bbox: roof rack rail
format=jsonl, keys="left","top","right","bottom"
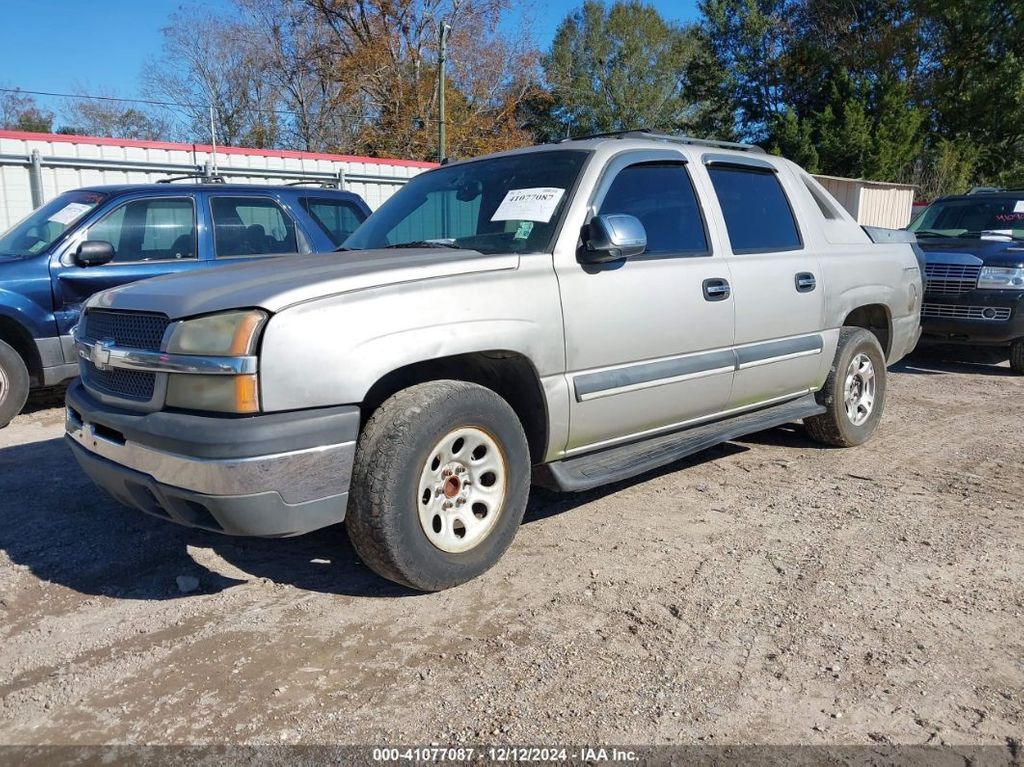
{"left": 559, "top": 130, "right": 766, "bottom": 154}
{"left": 284, "top": 179, "right": 342, "bottom": 190}
{"left": 157, "top": 171, "right": 227, "bottom": 184}
{"left": 965, "top": 186, "right": 1003, "bottom": 195}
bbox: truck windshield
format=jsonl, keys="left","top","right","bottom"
{"left": 910, "top": 197, "right": 1024, "bottom": 238}
{"left": 344, "top": 150, "right": 589, "bottom": 254}
{"left": 0, "top": 190, "right": 108, "bottom": 257}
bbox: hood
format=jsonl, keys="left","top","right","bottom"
{"left": 89, "top": 248, "right": 519, "bottom": 319}
{"left": 917, "top": 236, "right": 1024, "bottom": 268}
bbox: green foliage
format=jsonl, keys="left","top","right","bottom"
{"left": 685, "top": 0, "right": 1024, "bottom": 194}
{"left": 530, "top": 0, "right": 730, "bottom": 140}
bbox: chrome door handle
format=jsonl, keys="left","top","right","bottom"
{"left": 795, "top": 272, "right": 817, "bottom": 292}
{"left": 703, "top": 278, "right": 731, "bottom": 301}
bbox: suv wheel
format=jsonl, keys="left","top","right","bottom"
{"left": 0, "top": 340, "right": 30, "bottom": 429}
{"left": 804, "top": 327, "right": 887, "bottom": 447}
{"left": 346, "top": 380, "right": 530, "bottom": 591}
{"left": 1010, "top": 340, "right": 1024, "bottom": 374}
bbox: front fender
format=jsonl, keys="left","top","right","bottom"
{"left": 0, "top": 287, "right": 58, "bottom": 339}
{"left": 258, "top": 261, "right": 565, "bottom": 413}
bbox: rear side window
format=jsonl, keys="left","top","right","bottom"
{"left": 300, "top": 197, "right": 367, "bottom": 247}
{"left": 708, "top": 166, "right": 802, "bottom": 253}
{"left": 598, "top": 162, "right": 709, "bottom": 256}
{"left": 211, "top": 197, "right": 299, "bottom": 258}
{"left": 87, "top": 197, "right": 196, "bottom": 263}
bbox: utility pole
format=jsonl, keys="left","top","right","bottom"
{"left": 438, "top": 20, "right": 451, "bottom": 164}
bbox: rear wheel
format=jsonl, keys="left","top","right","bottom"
{"left": 346, "top": 380, "right": 530, "bottom": 591}
{"left": 1010, "top": 340, "right": 1024, "bottom": 374}
{"left": 804, "top": 328, "right": 887, "bottom": 447}
{"left": 0, "top": 340, "right": 30, "bottom": 429}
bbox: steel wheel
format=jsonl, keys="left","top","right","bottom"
{"left": 844, "top": 352, "right": 875, "bottom": 426}
{"left": 417, "top": 426, "right": 508, "bottom": 554}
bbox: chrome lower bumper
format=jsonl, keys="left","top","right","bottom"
{"left": 66, "top": 407, "right": 354, "bottom": 505}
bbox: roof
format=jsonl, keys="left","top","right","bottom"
{"left": 443, "top": 133, "right": 780, "bottom": 169}
{"left": 72, "top": 183, "right": 364, "bottom": 196}
{"left": 0, "top": 129, "right": 439, "bottom": 169}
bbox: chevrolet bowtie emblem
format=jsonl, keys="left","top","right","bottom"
{"left": 90, "top": 339, "right": 115, "bottom": 371}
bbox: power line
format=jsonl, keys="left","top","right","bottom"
{"left": 0, "top": 87, "right": 313, "bottom": 119}
{"left": 0, "top": 86, "right": 473, "bottom": 127}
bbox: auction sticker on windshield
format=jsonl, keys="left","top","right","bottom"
{"left": 48, "top": 202, "right": 94, "bottom": 225}
{"left": 491, "top": 188, "right": 566, "bottom": 223}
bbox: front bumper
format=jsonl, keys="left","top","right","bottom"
{"left": 919, "top": 290, "right": 1024, "bottom": 346}
{"left": 65, "top": 381, "right": 359, "bottom": 537}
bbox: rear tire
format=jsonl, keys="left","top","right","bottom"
{"left": 804, "top": 327, "right": 887, "bottom": 447}
{"left": 346, "top": 380, "right": 531, "bottom": 591}
{"left": 0, "top": 340, "right": 30, "bottom": 429}
{"left": 1010, "top": 340, "right": 1024, "bottom": 374}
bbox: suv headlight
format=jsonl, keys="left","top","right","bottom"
{"left": 164, "top": 310, "right": 267, "bottom": 413}
{"left": 977, "top": 266, "right": 1024, "bottom": 290}
{"left": 166, "top": 309, "right": 267, "bottom": 355}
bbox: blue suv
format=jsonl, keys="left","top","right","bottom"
{"left": 0, "top": 182, "right": 370, "bottom": 426}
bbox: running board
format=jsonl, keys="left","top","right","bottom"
{"left": 535, "top": 394, "right": 825, "bottom": 492}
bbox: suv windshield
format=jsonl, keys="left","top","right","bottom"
{"left": 344, "top": 150, "right": 589, "bottom": 254}
{"left": 910, "top": 196, "right": 1024, "bottom": 238}
{"left": 0, "top": 190, "right": 108, "bottom": 257}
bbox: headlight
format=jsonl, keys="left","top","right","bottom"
{"left": 164, "top": 310, "right": 267, "bottom": 413}
{"left": 166, "top": 310, "right": 267, "bottom": 356}
{"left": 977, "top": 266, "right": 1024, "bottom": 290}
{"left": 166, "top": 374, "right": 259, "bottom": 413}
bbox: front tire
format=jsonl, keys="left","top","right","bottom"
{"left": 1010, "top": 340, "right": 1024, "bottom": 374}
{"left": 346, "top": 380, "right": 531, "bottom": 591}
{"left": 0, "top": 340, "right": 30, "bottom": 429}
{"left": 804, "top": 327, "right": 887, "bottom": 447}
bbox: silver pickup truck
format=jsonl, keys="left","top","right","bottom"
{"left": 65, "top": 132, "right": 922, "bottom": 590}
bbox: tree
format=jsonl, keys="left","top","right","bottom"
{"left": 917, "top": 0, "right": 1024, "bottom": 187}
{"left": 0, "top": 88, "right": 54, "bottom": 133}
{"left": 304, "top": 0, "right": 537, "bottom": 160}
{"left": 145, "top": 5, "right": 284, "bottom": 148}
{"left": 236, "top": 0, "right": 359, "bottom": 153}
{"left": 62, "top": 96, "right": 170, "bottom": 141}
{"left": 531, "top": 1, "right": 725, "bottom": 140}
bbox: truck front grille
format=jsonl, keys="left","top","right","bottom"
{"left": 80, "top": 310, "right": 171, "bottom": 351}
{"left": 923, "top": 264, "right": 981, "bottom": 295}
{"left": 80, "top": 360, "right": 156, "bottom": 402}
{"left": 921, "top": 303, "right": 1011, "bottom": 321}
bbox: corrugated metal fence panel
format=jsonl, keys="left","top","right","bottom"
{"left": 0, "top": 130, "right": 435, "bottom": 231}
{"left": 857, "top": 185, "right": 915, "bottom": 229}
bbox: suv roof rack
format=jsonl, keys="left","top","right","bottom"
{"left": 559, "top": 130, "right": 766, "bottom": 154}
{"left": 965, "top": 186, "right": 1003, "bottom": 195}
{"left": 284, "top": 179, "right": 343, "bottom": 190}
{"left": 157, "top": 172, "right": 227, "bottom": 184}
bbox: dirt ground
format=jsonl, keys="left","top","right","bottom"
{"left": 0, "top": 350, "right": 1022, "bottom": 751}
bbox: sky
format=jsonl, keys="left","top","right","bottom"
{"left": 0, "top": 0, "right": 701, "bottom": 124}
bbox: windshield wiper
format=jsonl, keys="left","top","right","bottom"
{"left": 913, "top": 229, "right": 957, "bottom": 238}
{"left": 383, "top": 240, "right": 462, "bottom": 249}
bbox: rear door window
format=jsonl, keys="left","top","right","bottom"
{"left": 299, "top": 197, "right": 367, "bottom": 247}
{"left": 211, "top": 196, "right": 299, "bottom": 258}
{"left": 708, "top": 166, "right": 802, "bottom": 253}
{"left": 86, "top": 197, "right": 196, "bottom": 263}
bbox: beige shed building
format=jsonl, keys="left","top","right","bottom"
{"left": 812, "top": 174, "right": 917, "bottom": 229}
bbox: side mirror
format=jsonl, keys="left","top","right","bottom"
{"left": 74, "top": 240, "right": 115, "bottom": 267}
{"left": 580, "top": 214, "right": 647, "bottom": 264}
